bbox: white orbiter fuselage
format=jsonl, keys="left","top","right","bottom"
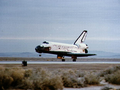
{"left": 35, "top": 30, "right": 96, "bottom": 61}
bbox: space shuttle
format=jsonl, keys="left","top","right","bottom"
{"left": 35, "top": 30, "right": 96, "bottom": 61}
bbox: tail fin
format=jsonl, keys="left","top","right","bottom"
{"left": 74, "top": 30, "right": 87, "bottom": 45}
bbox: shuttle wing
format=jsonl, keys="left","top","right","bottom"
{"left": 45, "top": 51, "right": 96, "bottom": 57}
{"left": 66, "top": 52, "right": 96, "bottom": 57}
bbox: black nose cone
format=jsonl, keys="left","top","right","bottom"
{"left": 35, "top": 45, "right": 41, "bottom": 52}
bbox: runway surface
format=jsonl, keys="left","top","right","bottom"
{"left": 0, "top": 61, "right": 120, "bottom": 64}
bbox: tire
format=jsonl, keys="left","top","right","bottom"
{"left": 73, "top": 59, "right": 76, "bottom": 62}
{"left": 62, "top": 59, "right": 65, "bottom": 62}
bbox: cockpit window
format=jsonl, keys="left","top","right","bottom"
{"left": 43, "top": 41, "right": 49, "bottom": 44}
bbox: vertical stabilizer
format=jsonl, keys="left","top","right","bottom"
{"left": 74, "top": 30, "right": 87, "bottom": 45}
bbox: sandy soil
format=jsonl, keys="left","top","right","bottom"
{"left": 1, "top": 64, "right": 120, "bottom": 72}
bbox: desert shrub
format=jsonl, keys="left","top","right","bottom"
{"left": 61, "top": 69, "right": 87, "bottom": 88}
{"left": 99, "top": 65, "right": 120, "bottom": 85}
{"left": 24, "top": 68, "right": 63, "bottom": 90}
{"left": 22, "top": 77, "right": 34, "bottom": 89}
{"left": 84, "top": 72, "right": 100, "bottom": 85}
{"left": 10, "top": 68, "right": 25, "bottom": 87}
{"left": 62, "top": 74, "right": 77, "bottom": 87}
{"left": 49, "top": 75, "right": 63, "bottom": 90}
{"left": 60, "top": 69, "right": 100, "bottom": 87}
{"left": 0, "top": 67, "right": 63, "bottom": 90}
{"left": 99, "top": 65, "right": 120, "bottom": 77}
{"left": 75, "top": 70, "right": 86, "bottom": 77}
{"left": 61, "top": 69, "right": 77, "bottom": 87}
{"left": 77, "top": 77, "right": 86, "bottom": 87}
{"left": 0, "top": 70, "right": 13, "bottom": 89}
{"left": 0, "top": 67, "right": 25, "bottom": 89}
{"left": 104, "top": 70, "right": 120, "bottom": 85}
{"left": 2, "top": 66, "right": 114, "bottom": 89}
{"left": 24, "top": 69, "right": 33, "bottom": 78}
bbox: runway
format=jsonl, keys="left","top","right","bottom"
{"left": 0, "top": 61, "right": 120, "bottom": 64}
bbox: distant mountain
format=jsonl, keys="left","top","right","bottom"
{"left": 0, "top": 52, "right": 56, "bottom": 58}
{"left": 0, "top": 51, "right": 120, "bottom": 58}
{"left": 0, "top": 52, "right": 38, "bottom": 57}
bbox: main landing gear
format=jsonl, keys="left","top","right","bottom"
{"left": 72, "top": 56, "right": 77, "bottom": 62}
{"left": 61, "top": 56, "right": 77, "bottom": 62}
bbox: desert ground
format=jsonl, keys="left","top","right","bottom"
{"left": 0, "top": 57, "right": 120, "bottom": 90}
{"left": 0, "top": 57, "right": 120, "bottom": 71}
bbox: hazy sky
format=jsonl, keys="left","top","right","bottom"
{"left": 0, "top": 0, "right": 120, "bottom": 53}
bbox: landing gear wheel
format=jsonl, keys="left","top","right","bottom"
{"left": 73, "top": 59, "right": 76, "bottom": 62}
{"left": 22, "top": 60, "right": 27, "bottom": 66}
{"left": 62, "top": 59, "right": 65, "bottom": 62}
{"left": 72, "top": 56, "right": 77, "bottom": 62}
